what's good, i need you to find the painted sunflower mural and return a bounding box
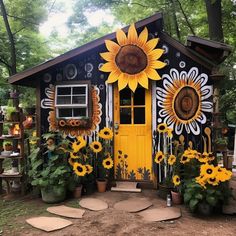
[99,24,166,92]
[156,67,213,135]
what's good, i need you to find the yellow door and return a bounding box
[114,85,152,181]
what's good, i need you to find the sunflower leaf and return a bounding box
[189,199,199,211]
[184,192,192,203]
[206,196,217,206]
[195,193,203,200]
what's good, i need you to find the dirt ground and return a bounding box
[2,189,236,236]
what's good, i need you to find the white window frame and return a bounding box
[55,84,89,119]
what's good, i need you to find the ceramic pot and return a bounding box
[41,186,66,203]
[96,178,108,193]
[197,201,213,216]
[171,191,182,205]
[73,185,82,198]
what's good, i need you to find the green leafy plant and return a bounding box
[28,132,71,189]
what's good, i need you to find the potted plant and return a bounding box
[4,142,13,151]
[28,132,71,203]
[215,137,228,151]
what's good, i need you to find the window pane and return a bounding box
[57,96,71,105]
[120,88,131,106]
[72,96,86,104]
[134,108,145,124]
[57,87,71,95]
[58,108,72,118]
[120,108,131,124]
[74,108,87,117]
[134,87,145,105]
[73,87,86,95]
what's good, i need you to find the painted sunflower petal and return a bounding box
[105,40,120,53]
[148,49,164,60]
[149,60,167,69]
[100,52,115,61]
[138,27,148,46]
[106,70,120,84]
[128,23,138,44]
[137,72,149,89]
[118,74,128,91]
[143,38,159,53]
[145,68,161,80]
[116,29,127,46]
[128,75,138,92]
[99,62,114,72]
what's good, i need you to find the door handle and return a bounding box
[114,122,119,134]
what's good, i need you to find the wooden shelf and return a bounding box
[0,173,22,178]
[0,136,22,140]
[0,155,23,160]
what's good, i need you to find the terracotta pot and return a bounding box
[171,191,182,205]
[73,185,82,198]
[96,178,108,193]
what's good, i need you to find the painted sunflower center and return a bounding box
[94,144,99,149]
[106,161,111,165]
[77,166,83,172]
[115,45,147,75]
[104,131,109,135]
[206,169,213,174]
[176,177,180,182]
[182,156,188,161]
[174,86,200,121]
[157,155,163,161]
[159,125,165,131]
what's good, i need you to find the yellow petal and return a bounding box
[138,27,148,47]
[118,74,128,91]
[137,72,149,89]
[145,68,161,80]
[99,62,114,72]
[106,70,121,84]
[143,38,159,53]
[149,60,167,69]
[100,52,115,61]
[128,23,138,44]
[148,49,164,60]
[105,40,120,53]
[128,75,138,92]
[116,29,127,46]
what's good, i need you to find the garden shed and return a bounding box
[7,12,231,186]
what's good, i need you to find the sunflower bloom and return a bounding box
[195,175,207,188]
[102,157,114,169]
[70,152,78,159]
[180,155,190,164]
[168,155,176,165]
[99,23,166,92]
[73,163,87,177]
[68,157,76,166]
[200,164,217,178]
[98,127,113,140]
[157,123,168,133]
[85,164,93,174]
[154,151,165,164]
[207,177,219,186]
[90,141,103,153]
[172,175,181,186]
[71,136,86,152]
[216,167,232,182]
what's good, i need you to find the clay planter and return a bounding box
[73,185,82,198]
[171,191,182,205]
[96,178,108,193]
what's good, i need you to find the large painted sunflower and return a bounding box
[90,141,103,153]
[99,23,166,92]
[98,127,113,140]
[73,163,87,176]
[168,155,176,165]
[102,157,114,169]
[157,67,213,135]
[154,151,165,164]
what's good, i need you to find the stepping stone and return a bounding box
[111,181,141,192]
[138,207,181,222]
[79,198,108,211]
[114,198,152,212]
[26,216,72,232]
[47,205,85,218]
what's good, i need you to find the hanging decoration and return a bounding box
[99,23,166,92]
[156,67,213,135]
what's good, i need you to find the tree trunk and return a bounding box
[204,0,224,42]
[0,0,17,75]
